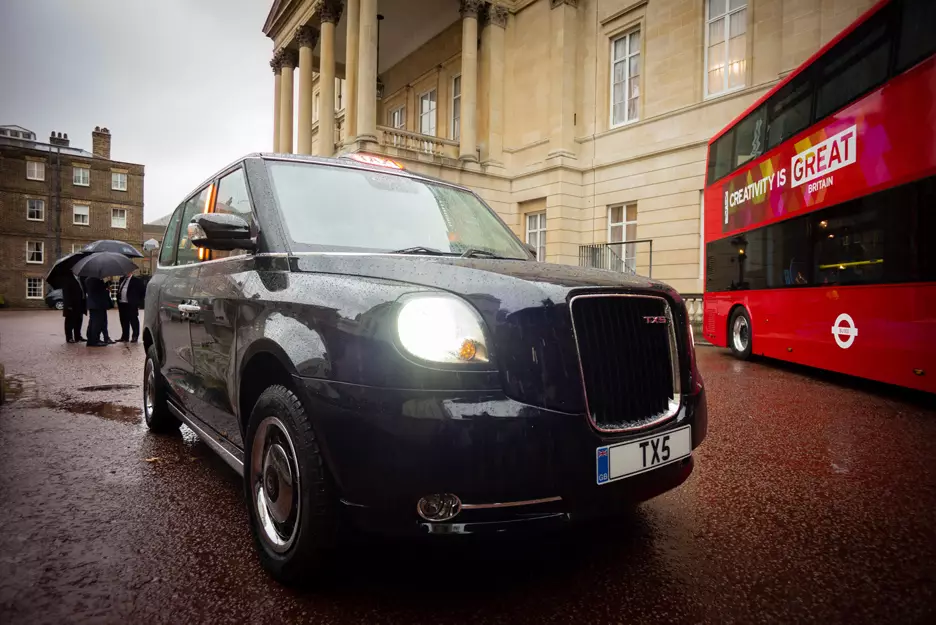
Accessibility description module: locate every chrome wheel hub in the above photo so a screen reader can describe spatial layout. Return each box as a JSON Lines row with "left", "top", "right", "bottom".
{"left": 144, "top": 361, "right": 155, "bottom": 420}
{"left": 251, "top": 417, "right": 300, "bottom": 553}
{"left": 732, "top": 316, "right": 749, "bottom": 353}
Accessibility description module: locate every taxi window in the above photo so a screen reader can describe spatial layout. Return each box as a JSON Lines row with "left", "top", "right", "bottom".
{"left": 176, "top": 186, "right": 212, "bottom": 266}
{"left": 211, "top": 168, "right": 255, "bottom": 259}
{"left": 158, "top": 203, "right": 185, "bottom": 266}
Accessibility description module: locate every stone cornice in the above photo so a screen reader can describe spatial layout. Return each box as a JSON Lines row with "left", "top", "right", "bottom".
{"left": 551, "top": 0, "right": 578, "bottom": 8}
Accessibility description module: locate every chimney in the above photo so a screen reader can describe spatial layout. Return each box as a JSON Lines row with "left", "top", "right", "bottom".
{"left": 49, "top": 131, "right": 70, "bottom": 147}
{"left": 92, "top": 126, "right": 111, "bottom": 159}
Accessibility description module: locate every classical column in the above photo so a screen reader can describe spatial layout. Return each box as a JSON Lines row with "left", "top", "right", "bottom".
{"left": 296, "top": 25, "right": 320, "bottom": 154}
{"left": 318, "top": 1, "right": 343, "bottom": 156}
{"left": 357, "top": 0, "right": 378, "bottom": 142}
{"left": 271, "top": 53, "right": 283, "bottom": 152}
{"left": 548, "top": 0, "right": 578, "bottom": 159}
{"left": 483, "top": 4, "right": 507, "bottom": 167}
{"left": 344, "top": 0, "right": 360, "bottom": 140}
{"left": 278, "top": 49, "right": 299, "bottom": 153}
{"left": 459, "top": 0, "right": 482, "bottom": 162}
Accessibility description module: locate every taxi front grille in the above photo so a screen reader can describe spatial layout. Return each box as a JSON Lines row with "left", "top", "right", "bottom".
{"left": 570, "top": 294, "right": 681, "bottom": 431}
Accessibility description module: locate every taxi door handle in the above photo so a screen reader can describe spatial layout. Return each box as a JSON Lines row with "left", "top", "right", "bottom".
{"left": 178, "top": 304, "right": 201, "bottom": 314}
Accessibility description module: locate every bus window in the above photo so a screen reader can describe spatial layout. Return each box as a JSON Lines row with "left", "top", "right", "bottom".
{"left": 732, "top": 106, "right": 766, "bottom": 168}
{"left": 706, "top": 129, "right": 735, "bottom": 184}
{"left": 815, "top": 8, "right": 892, "bottom": 120}
{"left": 767, "top": 75, "right": 812, "bottom": 150}
{"left": 896, "top": 0, "right": 936, "bottom": 73}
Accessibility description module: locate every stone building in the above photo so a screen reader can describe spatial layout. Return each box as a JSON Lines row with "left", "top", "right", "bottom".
{"left": 264, "top": 0, "right": 876, "bottom": 294}
{"left": 0, "top": 125, "right": 145, "bottom": 307}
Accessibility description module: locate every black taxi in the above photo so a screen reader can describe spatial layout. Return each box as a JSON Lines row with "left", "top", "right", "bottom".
{"left": 142, "top": 152, "right": 707, "bottom": 584}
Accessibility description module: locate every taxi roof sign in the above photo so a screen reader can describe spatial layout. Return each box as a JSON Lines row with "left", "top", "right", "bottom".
{"left": 345, "top": 153, "right": 403, "bottom": 170}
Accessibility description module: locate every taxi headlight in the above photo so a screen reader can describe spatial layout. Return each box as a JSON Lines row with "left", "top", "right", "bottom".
{"left": 397, "top": 296, "right": 489, "bottom": 364}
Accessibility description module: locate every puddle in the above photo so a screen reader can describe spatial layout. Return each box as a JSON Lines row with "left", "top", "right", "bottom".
{"left": 2, "top": 374, "right": 141, "bottom": 424}
{"left": 3, "top": 374, "right": 37, "bottom": 402}
{"left": 77, "top": 384, "right": 139, "bottom": 392}
{"left": 38, "top": 398, "right": 142, "bottom": 424}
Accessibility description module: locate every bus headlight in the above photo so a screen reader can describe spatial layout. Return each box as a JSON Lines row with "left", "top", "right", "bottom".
{"left": 397, "top": 296, "right": 489, "bottom": 364}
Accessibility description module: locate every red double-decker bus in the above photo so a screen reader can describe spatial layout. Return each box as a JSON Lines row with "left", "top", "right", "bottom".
{"left": 702, "top": 0, "right": 936, "bottom": 393}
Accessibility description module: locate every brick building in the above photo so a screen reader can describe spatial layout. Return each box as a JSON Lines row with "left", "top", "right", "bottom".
{"left": 141, "top": 213, "right": 173, "bottom": 275}
{"left": 0, "top": 125, "right": 145, "bottom": 307}
{"left": 264, "top": 0, "right": 876, "bottom": 295}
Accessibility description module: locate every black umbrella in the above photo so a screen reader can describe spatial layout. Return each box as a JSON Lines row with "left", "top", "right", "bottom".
{"left": 71, "top": 252, "right": 137, "bottom": 279}
{"left": 46, "top": 252, "right": 90, "bottom": 288}
{"left": 81, "top": 239, "right": 144, "bottom": 258}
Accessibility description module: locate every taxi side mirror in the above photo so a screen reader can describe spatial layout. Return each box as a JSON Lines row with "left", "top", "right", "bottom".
{"left": 188, "top": 213, "right": 256, "bottom": 252}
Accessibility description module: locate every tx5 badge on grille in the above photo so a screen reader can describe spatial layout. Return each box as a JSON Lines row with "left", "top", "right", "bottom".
{"left": 597, "top": 426, "right": 692, "bottom": 484}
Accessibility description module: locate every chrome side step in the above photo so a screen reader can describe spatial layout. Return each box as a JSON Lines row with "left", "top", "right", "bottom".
{"left": 167, "top": 402, "right": 245, "bottom": 476}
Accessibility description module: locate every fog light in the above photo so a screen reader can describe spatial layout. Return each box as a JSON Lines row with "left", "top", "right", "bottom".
{"left": 416, "top": 493, "right": 462, "bottom": 522}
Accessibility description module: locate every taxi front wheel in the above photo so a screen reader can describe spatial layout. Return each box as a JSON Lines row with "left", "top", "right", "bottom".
{"left": 244, "top": 384, "right": 339, "bottom": 585}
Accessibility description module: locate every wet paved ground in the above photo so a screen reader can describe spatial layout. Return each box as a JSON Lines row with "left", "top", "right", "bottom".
{"left": 1, "top": 309, "right": 935, "bottom": 624}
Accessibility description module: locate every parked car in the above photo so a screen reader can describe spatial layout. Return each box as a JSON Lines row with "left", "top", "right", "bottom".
{"left": 142, "top": 153, "right": 707, "bottom": 584}
{"left": 45, "top": 289, "right": 64, "bottom": 310}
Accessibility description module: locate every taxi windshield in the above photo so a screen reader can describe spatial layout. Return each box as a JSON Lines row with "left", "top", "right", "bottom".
{"left": 267, "top": 160, "right": 530, "bottom": 259}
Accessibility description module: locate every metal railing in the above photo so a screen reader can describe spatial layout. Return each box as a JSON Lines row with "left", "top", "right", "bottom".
{"left": 377, "top": 126, "right": 459, "bottom": 158}
{"left": 579, "top": 239, "right": 654, "bottom": 277}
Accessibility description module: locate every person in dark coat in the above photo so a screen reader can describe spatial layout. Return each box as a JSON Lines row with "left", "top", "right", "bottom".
{"left": 85, "top": 277, "right": 113, "bottom": 347}
{"left": 62, "top": 273, "right": 86, "bottom": 343}
{"left": 116, "top": 270, "right": 145, "bottom": 342}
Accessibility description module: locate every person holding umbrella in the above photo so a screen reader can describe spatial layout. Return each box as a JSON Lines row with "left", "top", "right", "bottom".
{"left": 115, "top": 268, "right": 144, "bottom": 342}
{"left": 62, "top": 273, "right": 86, "bottom": 343}
{"left": 71, "top": 252, "right": 138, "bottom": 347}
{"left": 46, "top": 251, "right": 90, "bottom": 344}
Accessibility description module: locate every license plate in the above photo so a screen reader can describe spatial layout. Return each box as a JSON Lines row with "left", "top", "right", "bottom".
{"left": 596, "top": 425, "right": 692, "bottom": 485}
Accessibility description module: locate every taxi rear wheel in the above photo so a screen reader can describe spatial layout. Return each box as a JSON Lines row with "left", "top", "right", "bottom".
{"left": 728, "top": 307, "right": 753, "bottom": 360}
{"left": 244, "top": 385, "right": 339, "bottom": 585}
{"left": 143, "top": 345, "right": 181, "bottom": 433}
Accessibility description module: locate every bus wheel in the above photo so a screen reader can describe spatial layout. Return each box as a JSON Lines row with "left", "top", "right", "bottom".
{"left": 729, "top": 308, "right": 753, "bottom": 360}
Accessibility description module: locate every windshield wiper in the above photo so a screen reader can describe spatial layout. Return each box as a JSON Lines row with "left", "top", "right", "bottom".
{"left": 460, "top": 249, "right": 511, "bottom": 259}
{"left": 391, "top": 246, "right": 449, "bottom": 256}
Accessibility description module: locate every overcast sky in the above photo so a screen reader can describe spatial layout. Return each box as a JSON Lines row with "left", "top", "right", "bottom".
{"left": 1, "top": 0, "right": 273, "bottom": 222}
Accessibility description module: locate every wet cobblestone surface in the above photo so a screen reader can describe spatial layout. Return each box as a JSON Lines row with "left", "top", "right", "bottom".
{"left": 1, "top": 310, "right": 935, "bottom": 624}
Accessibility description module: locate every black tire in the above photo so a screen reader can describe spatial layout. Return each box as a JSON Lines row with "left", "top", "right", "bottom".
{"left": 143, "top": 344, "right": 181, "bottom": 432}
{"left": 244, "top": 385, "right": 338, "bottom": 585}
{"left": 728, "top": 307, "right": 753, "bottom": 360}
{"left": 54, "top": 301, "right": 64, "bottom": 311}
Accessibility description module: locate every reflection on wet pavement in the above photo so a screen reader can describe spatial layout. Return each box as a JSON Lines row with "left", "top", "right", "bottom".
{"left": 1, "top": 310, "right": 935, "bottom": 624}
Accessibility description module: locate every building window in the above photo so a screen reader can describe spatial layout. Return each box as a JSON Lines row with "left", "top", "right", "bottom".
{"left": 74, "top": 204, "right": 90, "bottom": 226}
{"left": 451, "top": 75, "right": 461, "bottom": 140}
{"left": 72, "top": 243, "right": 85, "bottom": 254}
{"left": 706, "top": 0, "right": 747, "bottom": 97}
{"left": 26, "top": 241, "right": 44, "bottom": 264}
{"left": 26, "top": 199, "right": 45, "bottom": 221}
{"left": 112, "top": 172, "right": 128, "bottom": 191}
{"left": 26, "top": 277, "right": 44, "bottom": 299}
{"left": 526, "top": 212, "right": 547, "bottom": 261}
{"left": 611, "top": 30, "right": 641, "bottom": 125}
{"left": 112, "top": 208, "right": 128, "bottom": 229}
{"left": 609, "top": 203, "right": 638, "bottom": 272}
{"left": 419, "top": 89, "right": 437, "bottom": 136}
{"left": 73, "top": 166, "right": 90, "bottom": 186}
{"left": 389, "top": 105, "right": 406, "bottom": 129}
{"left": 26, "top": 161, "right": 45, "bottom": 181}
